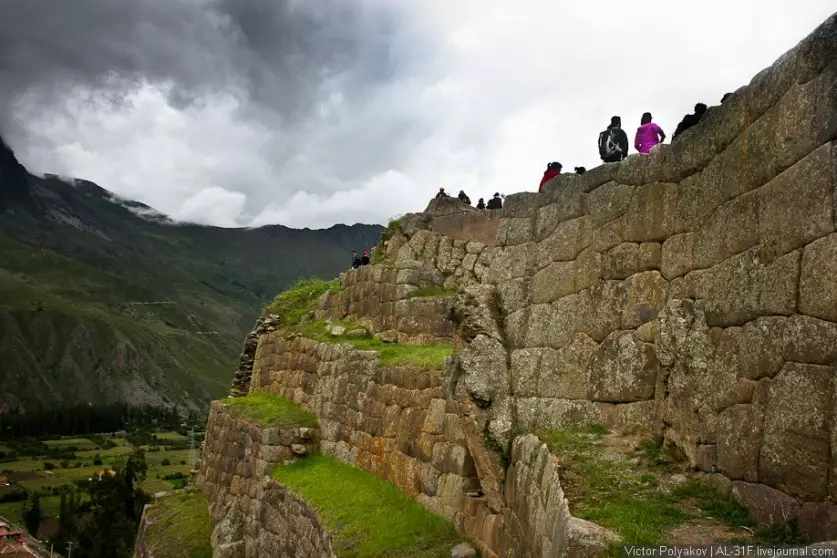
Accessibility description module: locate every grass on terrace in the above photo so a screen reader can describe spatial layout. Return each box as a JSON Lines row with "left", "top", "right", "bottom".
{"left": 298, "top": 320, "right": 452, "bottom": 370}
{"left": 540, "top": 427, "right": 762, "bottom": 551}
{"left": 143, "top": 491, "right": 213, "bottom": 558}
{"left": 273, "top": 454, "right": 463, "bottom": 557}
{"left": 263, "top": 278, "right": 340, "bottom": 327}
{"left": 225, "top": 392, "right": 318, "bottom": 429}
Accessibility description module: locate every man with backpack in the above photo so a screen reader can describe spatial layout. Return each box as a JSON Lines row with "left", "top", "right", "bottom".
{"left": 598, "top": 116, "right": 629, "bottom": 163}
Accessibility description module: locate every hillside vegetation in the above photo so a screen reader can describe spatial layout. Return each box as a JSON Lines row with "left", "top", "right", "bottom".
{"left": 0, "top": 139, "right": 382, "bottom": 412}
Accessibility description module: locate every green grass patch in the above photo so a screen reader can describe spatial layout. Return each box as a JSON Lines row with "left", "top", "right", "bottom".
{"left": 226, "top": 393, "right": 318, "bottom": 429}
{"left": 409, "top": 285, "right": 457, "bottom": 298}
{"left": 273, "top": 454, "right": 462, "bottom": 557}
{"left": 379, "top": 217, "right": 402, "bottom": 244}
{"left": 540, "top": 428, "right": 755, "bottom": 548}
{"left": 0, "top": 433, "right": 194, "bottom": 501}
{"left": 263, "top": 278, "right": 340, "bottom": 327}
{"left": 298, "top": 321, "right": 452, "bottom": 370}
{"left": 670, "top": 481, "right": 752, "bottom": 527}
{"left": 144, "top": 491, "right": 213, "bottom": 558}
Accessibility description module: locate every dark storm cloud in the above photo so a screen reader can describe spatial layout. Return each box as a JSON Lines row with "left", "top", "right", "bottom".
{"left": 0, "top": 0, "right": 401, "bottom": 131}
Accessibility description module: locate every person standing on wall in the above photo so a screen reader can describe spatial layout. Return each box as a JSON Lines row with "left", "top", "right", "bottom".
{"left": 598, "top": 116, "right": 629, "bottom": 162}
{"left": 351, "top": 251, "right": 361, "bottom": 269}
{"left": 486, "top": 193, "right": 503, "bottom": 210}
{"left": 538, "top": 162, "right": 562, "bottom": 193}
{"left": 634, "top": 112, "right": 666, "bottom": 154}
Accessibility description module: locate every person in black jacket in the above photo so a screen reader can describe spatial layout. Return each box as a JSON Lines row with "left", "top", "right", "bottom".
{"left": 360, "top": 251, "right": 370, "bottom": 265}
{"left": 486, "top": 193, "right": 503, "bottom": 210}
{"left": 458, "top": 190, "right": 471, "bottom": 205}
{"left": 476, "top": 198, "right": 486, "bottom": 210}
{"left": 673, "top": 103, "right": 707, "bottom": 140}
{"left": 598, "top": 116, "right": 629, "bottom": 163}
{"left": 351, "top": 251, "right": 361, "bottom": 269}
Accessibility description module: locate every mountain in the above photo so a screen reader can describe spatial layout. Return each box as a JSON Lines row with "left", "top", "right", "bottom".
{"left": 0, "top": 136, "right": 382, "bottom": 413}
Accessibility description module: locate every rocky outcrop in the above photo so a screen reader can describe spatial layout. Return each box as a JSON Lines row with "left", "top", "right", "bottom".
{"left": 230, "top": 314, "right": 282, "bottom": 397}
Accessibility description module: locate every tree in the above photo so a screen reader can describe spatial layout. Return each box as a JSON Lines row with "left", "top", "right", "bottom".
{"left": 22, "top": 493, "right": 42, "bottom": 536}
{"left": 59, "top": 448, "right": 150, "bottom": 558}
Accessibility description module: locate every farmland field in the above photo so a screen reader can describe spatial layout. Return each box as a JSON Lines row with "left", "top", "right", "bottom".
{"left": 0, "top": 432, "right": 199, "bottom": 527}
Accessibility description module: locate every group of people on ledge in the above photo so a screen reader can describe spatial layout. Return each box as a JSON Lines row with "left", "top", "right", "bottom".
{"left": 435, "top": 187, "right": 504, "bottom": 210}
{"left": 537, "top": 95, "right": 730, "bottom": 192}
{"left": 350, "top": 250, "right": 371, "bottom": 269}
{"left": 432, "top": 94, "right": 732, "bottom": 204}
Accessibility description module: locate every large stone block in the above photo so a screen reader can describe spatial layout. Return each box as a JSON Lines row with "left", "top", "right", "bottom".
{"left": 596, "top": 400, "right": 658, "bottom": 436}
{"left": 524, "top": 304, "right": 554, "bottom": 348}
{"left": 586, "top": 181, "right": 634, "bottom": 227}
{"left": 496, "top": 278, "right": 531, "bottom": 314}
{"left": 783, "top": 314, "right": 837, "bottom": 365}
{"left": 623, "top": 182, "right": 678, "bottom": 242}
{"left": 674, "top": 169, "right": 727, "bottom": 235}
{"left": 588, "top": 331, "right": 659, "bottom": 402}
{"left": 799, "top": 233, "right": 837, "bottom": 322}
{"left": 687, "top": 247, "right": 799, "bottom": 327}
{"left": 603, "top": 242, "right": 661, "bottom": 280}
{"left": 621, "top": 271, "right": 669, "bottom": 329}
{"left": 798, "top": 502, "right": 837, "bottom": 544}
{"left": 486, "top": 243, "right": 535, "bottom": 284}
{"left": 531, "top": 249, "right": 601, "bottom": 304}
{"left": 511, "top": 349, "right": 544, "bottom": 397}
{"left": 517, "top": 398, "right": 603, "bottom": 431}
{"left": 499, "top": 217, "right": 533, "bottom": 246}
{"left": 759, "top": 144, "right": 835, "bottom": 263}
{"left": 760, "top": 363, "right": 833, "bottom": 500}
{"left": 660, "top": 233, "right": 695, "bottom": 279}
{"left": 773, "top": 62, "right": 837, "bottom": 176}
{"left": 693, "top": 189, "right": 759, "bottom": 270}
{"left": 457, "top": 335, "right": 508, "bottom": 405}
{"left": 584, "top": 218, "right": 623, "bottom": 253}
{"left": 538, "top": 334, "right": 598, "bottom": 400}
{"left": 731, "top": 481, "right": 801, "bottom": 526}
{"left": 546, "top": 294, "right": 579, "bottom": 349}
{"left": 575, "top": 282, "right": 624, "bottom": 343}
{"left": 717, "top": 404, "right": 762, "bottom": 482}
{"left": 736, "top": 317, "right": 786, "bottom": 380}
{"left": 536, "top": 216, "right": 592, "bottom": 266}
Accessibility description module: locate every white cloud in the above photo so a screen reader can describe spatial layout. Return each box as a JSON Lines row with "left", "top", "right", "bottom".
{"left": 5, "top": 1, "right": 835, "bottom": 228}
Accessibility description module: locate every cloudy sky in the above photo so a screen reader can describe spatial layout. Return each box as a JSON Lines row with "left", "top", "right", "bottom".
{"left": 1, "top": 1, "right": 834, "bottom": 229}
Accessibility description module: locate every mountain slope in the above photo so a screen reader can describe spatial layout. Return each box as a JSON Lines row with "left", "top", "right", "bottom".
{"left": 0, "top": 136, "right": 382, "bottom": 412}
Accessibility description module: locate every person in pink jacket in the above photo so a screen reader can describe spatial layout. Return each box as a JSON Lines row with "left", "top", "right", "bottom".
{"left": 634, "top": 112, "right": 666, "bottom": 154}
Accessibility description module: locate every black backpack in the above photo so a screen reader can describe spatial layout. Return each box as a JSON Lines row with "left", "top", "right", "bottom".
{"left": 599, "top": 128, "right": 623, "bottom": 159}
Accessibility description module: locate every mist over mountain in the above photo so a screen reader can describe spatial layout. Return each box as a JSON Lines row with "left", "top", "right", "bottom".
{"left": 0, "top": 136, "right": 382, "bottom": 412}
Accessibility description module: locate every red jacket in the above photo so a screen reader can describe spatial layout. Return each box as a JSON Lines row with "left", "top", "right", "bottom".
{"left": 539, "top": 168, "right": 561, "bottom": 192}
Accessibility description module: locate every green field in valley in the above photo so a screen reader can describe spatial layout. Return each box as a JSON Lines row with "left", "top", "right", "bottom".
{"left": 0, "top": 432, "right": 197, "bottom": 527}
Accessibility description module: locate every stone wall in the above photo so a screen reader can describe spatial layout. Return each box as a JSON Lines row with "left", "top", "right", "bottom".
{"left": 250, "top": 334, "right": 482, "bottom": 522}
{"left": 197, "top": 402, "right": 330, "bottom": 557}
{"left": 248, "top": 333, "right": 616, "bottom": 557}
{"left": 318, "top": 262, "right": 456, "bottom": 343}
{"left": 202, "top": 12, "right": 837, "bottom": 554}
{"left": 317, "top": 206, "right": 496, "bottom": 341}
{"left": 419, "top": 197, "right": 502, "bottom": 247}
{"left": 451, "top": 11, "right": 837, "bottom": 539}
